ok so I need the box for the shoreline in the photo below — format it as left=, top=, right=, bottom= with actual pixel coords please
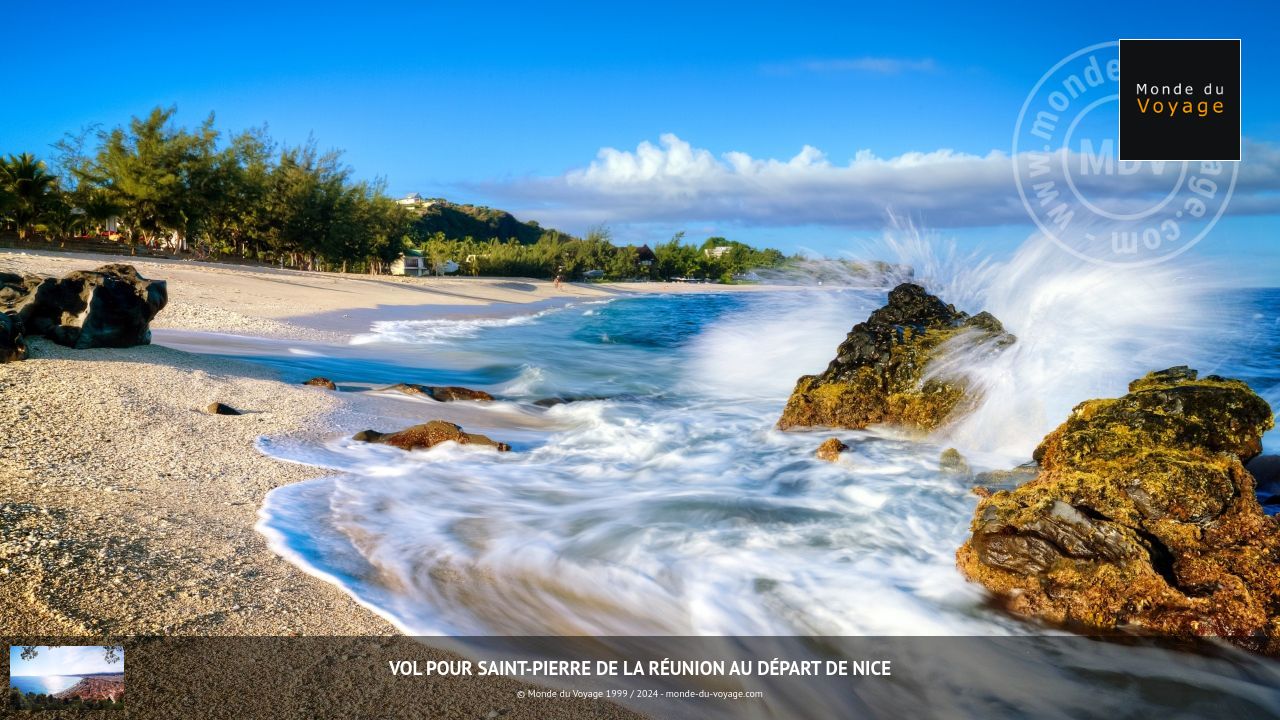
left=0, top=248, right=821, bottom=342
left=0, top=250, right=657, bottom=717
left=0, top=250, right=626, bottom=631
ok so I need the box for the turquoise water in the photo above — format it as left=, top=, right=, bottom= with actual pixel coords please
left=152, top=249, right=1280, bottom=717
left=242, top=286, right=1280, bottom=639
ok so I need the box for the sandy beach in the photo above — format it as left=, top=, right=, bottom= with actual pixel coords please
left=0, top=250, right=738, bottom=717
left=0, top=249, right=793, bottom=341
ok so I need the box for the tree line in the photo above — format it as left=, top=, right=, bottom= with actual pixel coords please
left=416, top=229, right=788, bottom=282
left=0, top=106, right=792, bottom=279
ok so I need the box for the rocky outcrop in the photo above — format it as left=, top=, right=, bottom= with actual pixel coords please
left=384, top=383, right=494, bottom=402
left=957, top=367, right=1280, bottom=654
left=777, top=283, right=1013, bottom=431
left=1, top=264, right=166, bottom=350
left=816, top=437, right=849, bottom=462
left=354, top=420, right=511, bottom=452
left=0, top=312, right=26, bottom=363
left=304, top=377, right=338, bottom=390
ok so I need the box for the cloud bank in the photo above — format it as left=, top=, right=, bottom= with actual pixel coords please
left=476, top=135, right=1280, bottom=232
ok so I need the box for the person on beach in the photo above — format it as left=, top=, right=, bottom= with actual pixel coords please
left=554, top=266, right=565, bottom=290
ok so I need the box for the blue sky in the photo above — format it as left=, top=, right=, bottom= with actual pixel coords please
left=9, top=646, right=123, bottom=676
left=4, top=1, right=1278, bottom=276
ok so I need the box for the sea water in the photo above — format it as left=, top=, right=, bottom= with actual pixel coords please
left=9, top=675, right=81, bottom=695
left=167, top=237, right=1280, bottom=717
left=249, top=284, right=1279, bottom=633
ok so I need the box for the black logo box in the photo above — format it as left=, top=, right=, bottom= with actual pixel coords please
left=1119, top=39, right=1241, bottom=161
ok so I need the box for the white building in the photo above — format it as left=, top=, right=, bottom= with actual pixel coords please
left=396, top=193, right=438, bottom=209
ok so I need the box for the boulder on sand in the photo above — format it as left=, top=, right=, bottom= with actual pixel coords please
left=0, top=312, right=26, bottom=363
left=957, top=367, right=1280, bottom=654
left=3, top=264, right=167, bottom=349
left=207, top=402, right=242, bottom=416
left=777, top=283, right=1013, bottom=431
left=354, top=420, right=511, bottom=452
left=304, top=377, right=338, bottom=390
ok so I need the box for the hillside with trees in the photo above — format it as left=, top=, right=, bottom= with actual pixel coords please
left=411, top=200, right=551, bottom=245
left=0, top=106, right=795, bottom=281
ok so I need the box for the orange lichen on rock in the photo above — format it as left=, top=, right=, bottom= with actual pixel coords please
left=816, top=437, right=849, bottom=462
left=353, top=420, right=511, bottom=452
left=957, top=366, right=1280, bottom=654
left=777, top=283, right=1013, bottom=432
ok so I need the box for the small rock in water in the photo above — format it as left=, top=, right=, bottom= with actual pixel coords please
left=207, top=402, right=242, bottom=416
left=383, top=382, right=494, bottom=402
left=815, top=437, right=849, bottom=462
left=939, top=448, right=971, bottom=475
left=303, top=377, right=337, bottom=390
left=353, top=420, right=510, bottom=452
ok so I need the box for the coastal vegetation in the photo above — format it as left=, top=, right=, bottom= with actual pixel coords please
left=415, top=229, right=789, bottom=282
left=0, top=107, right=790, bottom=280
left=9, top=688, right=124, bottom=713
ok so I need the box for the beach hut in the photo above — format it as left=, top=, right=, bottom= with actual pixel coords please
left=391, top=249, right=428, bottom=277
left=635, top=244, right=657, bottom=266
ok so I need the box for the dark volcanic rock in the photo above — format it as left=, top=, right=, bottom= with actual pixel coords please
left=304, top=377, right=338, bottom=390
left=957, top=367, right=1280, bottom=654
left=384, top=382, right=494, bottom=402
left=353, top=420, right=510, bottom=452
left=207, top=402, right=242, bottom=416
left=0, top=312, right=26, bottom=363
left=777, top=283, right=1013, bottom=431
left=533, top=395, right=612, bottom=408
left=4, top=263, right=166, bottom=349
left=1246, top=455, right=1280, bottom=495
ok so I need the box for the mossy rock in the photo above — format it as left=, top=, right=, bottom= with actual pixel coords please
left=957, top=367, right=1280, bottom=654
left=777, top=283, right=1013, bottom=431
left=354, top=420, right=510, bottom=452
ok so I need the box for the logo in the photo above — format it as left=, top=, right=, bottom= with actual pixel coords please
left=1013, top=41, right=1238, bottom=266
left=1119, top=39, right=1241, bottom=161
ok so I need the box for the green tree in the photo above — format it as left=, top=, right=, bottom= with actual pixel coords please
left=196, top=126, right=275, bottom=258
left=0, top=152, right=59, bottom=238
left=84, top=106, right=220, bottom=249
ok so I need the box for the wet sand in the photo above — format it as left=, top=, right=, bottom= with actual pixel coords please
left=0, top=250, right=667, bottom=718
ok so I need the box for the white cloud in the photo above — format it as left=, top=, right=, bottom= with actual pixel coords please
left=477, top=135, right=1280, bottom=232
left=10, top=646, right=123, bottom=676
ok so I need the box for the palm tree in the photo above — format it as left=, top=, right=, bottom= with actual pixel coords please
left=77, top=186, right=123, bottom=236
left=1, top=153, right=59, bottom=239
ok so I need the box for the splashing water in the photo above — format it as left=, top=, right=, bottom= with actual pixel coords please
left=873, top=223, right=1241, bottom=456
left=233, top=228, right=1280, bottom=716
